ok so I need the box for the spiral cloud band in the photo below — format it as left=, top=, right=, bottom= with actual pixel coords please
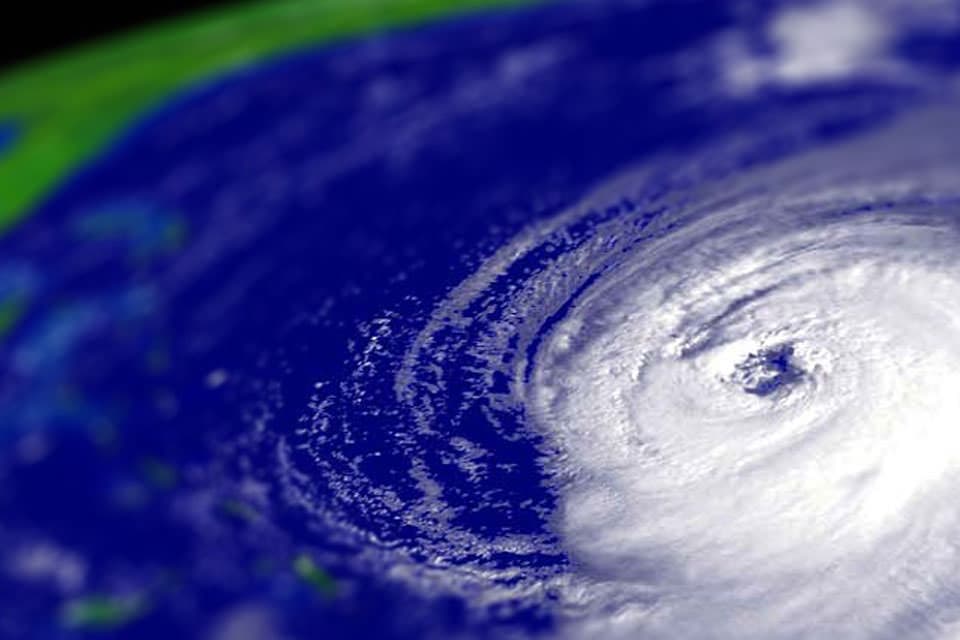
left=316, top=103, right=960, bottom=639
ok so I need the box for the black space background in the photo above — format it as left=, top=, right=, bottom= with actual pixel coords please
left=0, top=1, right=244, bottom=71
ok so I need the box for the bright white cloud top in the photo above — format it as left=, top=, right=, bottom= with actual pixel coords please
left=536, top=111, right=960, bottom=639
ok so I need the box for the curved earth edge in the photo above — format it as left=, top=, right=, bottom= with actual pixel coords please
left=0, top=0, right=544, bottom=233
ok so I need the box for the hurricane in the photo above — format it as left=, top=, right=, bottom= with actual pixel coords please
left=4, top=1, right=960, bottom=638
left=526, top=110, right=960, bottom=638
left=279, top=100, right=960, bottom=637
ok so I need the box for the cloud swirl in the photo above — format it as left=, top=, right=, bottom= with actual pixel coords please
left=379, top=105, right=960, bottom=638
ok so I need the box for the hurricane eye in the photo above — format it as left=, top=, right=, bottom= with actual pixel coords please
left=732, top=343, right=805, bottom=396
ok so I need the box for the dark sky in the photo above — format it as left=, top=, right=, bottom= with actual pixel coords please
left=0, top=1, right=244, bottom=70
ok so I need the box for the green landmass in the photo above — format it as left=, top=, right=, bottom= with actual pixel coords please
left=0, top=0, right=541, bottom=233
left=62, top=594, right=148, bottom=630
left=293, top=552, right=337, bottom=597
left=219, top=497, right=260, bottom=522
left=0, top=297, right=25, bottom=338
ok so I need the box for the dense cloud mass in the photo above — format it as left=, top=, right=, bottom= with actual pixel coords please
left=525, top=110, right=960, bottom=638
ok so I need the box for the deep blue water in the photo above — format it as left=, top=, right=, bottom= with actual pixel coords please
left=0, top=1, right=947, bottom=638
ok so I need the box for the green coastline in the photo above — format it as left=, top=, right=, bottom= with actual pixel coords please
left=0, top=0, right=539, bottom=232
